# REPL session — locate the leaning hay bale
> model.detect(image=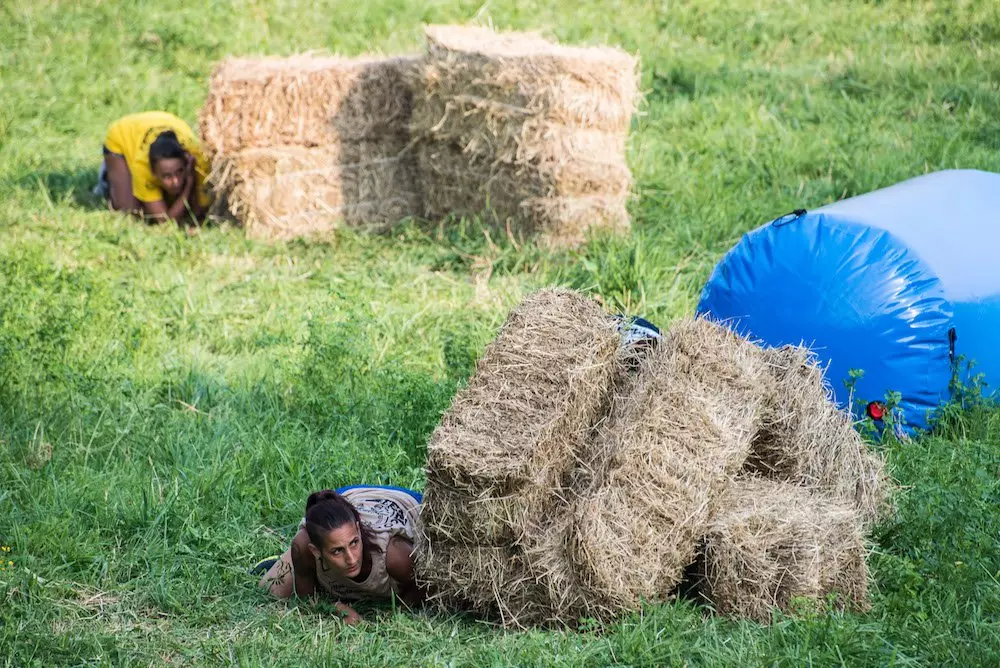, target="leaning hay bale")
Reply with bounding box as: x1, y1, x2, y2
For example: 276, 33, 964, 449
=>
419, 25, 638, 133
200, 55, 417, 156
209, 144, 421, 239
424, 289, 621, 546
746, 345, 891, 525
699, 478, 871, 622
569, 319, 771, 608
425, 288, 620, 496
